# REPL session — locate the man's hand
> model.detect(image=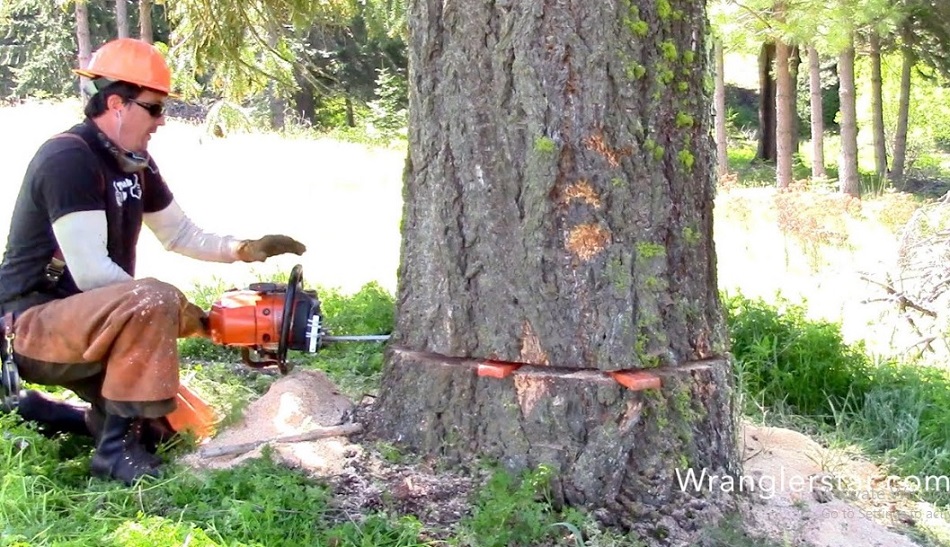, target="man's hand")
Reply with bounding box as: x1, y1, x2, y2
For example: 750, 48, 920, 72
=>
180, 302, 210, 338
236, 235, 307, 263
